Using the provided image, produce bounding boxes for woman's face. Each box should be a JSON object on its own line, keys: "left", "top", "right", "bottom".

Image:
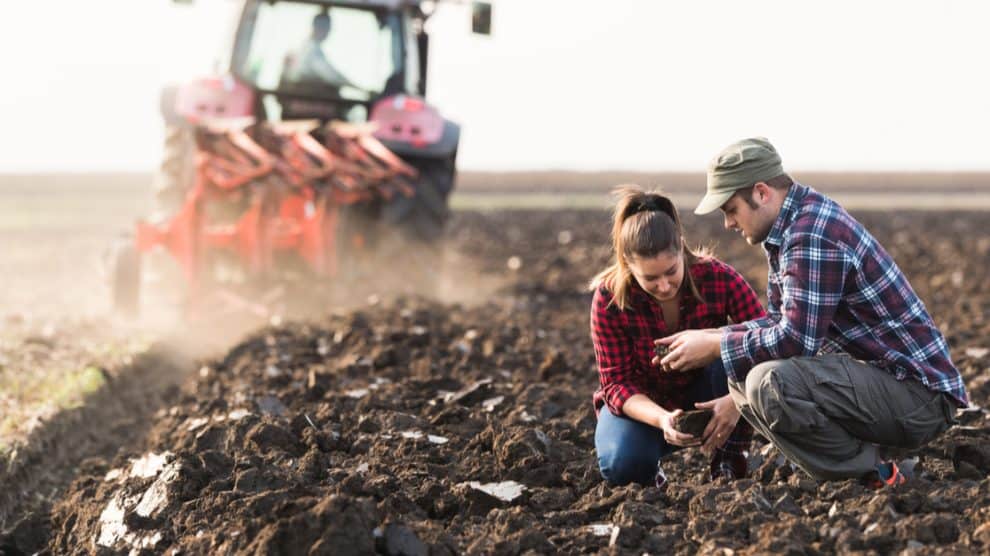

{"left": 628, "top": 250, "right": 684, "bottom": 302}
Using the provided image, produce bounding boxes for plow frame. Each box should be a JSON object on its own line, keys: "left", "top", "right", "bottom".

{"left": 125, "top": 120, "right": 418, "bottom": 317}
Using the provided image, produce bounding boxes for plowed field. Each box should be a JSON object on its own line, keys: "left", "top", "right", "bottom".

{"left": 2, "top": 206, "right": 990, "bottom": 555}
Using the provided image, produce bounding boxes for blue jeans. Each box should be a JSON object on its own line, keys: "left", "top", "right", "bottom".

{"left": 595, "top": 359, "right": 731, "bottom": 486}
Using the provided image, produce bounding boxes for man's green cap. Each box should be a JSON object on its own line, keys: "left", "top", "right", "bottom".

{"left": 695, "top": 137, "right": 784, "bottom": 215}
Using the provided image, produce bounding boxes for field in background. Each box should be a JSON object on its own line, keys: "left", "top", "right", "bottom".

{"left": 455, "top": 170, "right": 990, "bottom": 210}
{"left": 456, "top": 170, "right": 990, "bottom": 193}
{"left": 4, "top": 170, "right": 990, "bottom": 234}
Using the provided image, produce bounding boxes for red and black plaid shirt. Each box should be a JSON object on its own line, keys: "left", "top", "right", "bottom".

{"left": 591, "top": 257, "right": 766, "bottom": 416}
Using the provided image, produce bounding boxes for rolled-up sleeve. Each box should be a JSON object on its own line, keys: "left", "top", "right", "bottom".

{"left": 721, "top": 233, "right": 851, "bottom": 382}
{"left": 591, "top": 289, "right": 647, "bottom": 416}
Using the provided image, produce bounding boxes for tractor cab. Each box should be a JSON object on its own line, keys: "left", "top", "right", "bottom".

{"left": 228, "top": 0, "right": 428, "bottom": 123}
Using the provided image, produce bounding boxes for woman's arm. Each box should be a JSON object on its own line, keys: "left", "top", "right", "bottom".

{"left": 591, "top": 288, "right": 647, "bottom": 416}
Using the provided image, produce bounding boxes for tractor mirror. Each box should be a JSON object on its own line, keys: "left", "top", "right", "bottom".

{"left": 471, "top": 2, "right": 492, "bottom": 35}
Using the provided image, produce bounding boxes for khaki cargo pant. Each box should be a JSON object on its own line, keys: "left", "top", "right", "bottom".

{"left": 728, "top": 354, "right": 957, "bottom": 480}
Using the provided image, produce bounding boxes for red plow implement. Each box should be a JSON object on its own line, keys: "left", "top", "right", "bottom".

{"left": 118, "top": 120, "right": 418, "bottom": 317}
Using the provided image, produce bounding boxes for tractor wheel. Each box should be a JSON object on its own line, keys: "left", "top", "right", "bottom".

{"left": 388, "top": 155, "right": 456, "bottom": 243}
{"left": 111, "top": 237, "right": 141, "bottom": 317}
{"left": 379, "top": 155, "right": 456, "bottom": 294}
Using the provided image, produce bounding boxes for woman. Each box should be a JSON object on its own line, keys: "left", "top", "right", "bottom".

{"left": 590, "top": 187, "right": 766, "bottom": 488}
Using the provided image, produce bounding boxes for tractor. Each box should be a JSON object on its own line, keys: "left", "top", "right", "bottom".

{"left": 112, "top": 0, "right": 492, "bottom": 318}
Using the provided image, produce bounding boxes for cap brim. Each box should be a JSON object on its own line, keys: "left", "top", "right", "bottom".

{"left": 693, "top": 191, "right": 735, "bottom": 215}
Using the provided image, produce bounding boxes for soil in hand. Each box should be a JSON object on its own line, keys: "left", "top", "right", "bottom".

{"left": 673, "top": 409, "right": 713, "bottom": 437}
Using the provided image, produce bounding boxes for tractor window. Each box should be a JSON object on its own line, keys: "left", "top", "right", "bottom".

{"left": 233, "top": 2, "right": 404, "bottom": 100}
{"left": 405, "top": 16, "right": 422, "bottom": 94}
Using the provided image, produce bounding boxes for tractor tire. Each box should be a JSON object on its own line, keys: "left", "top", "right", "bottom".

{"left": 111, "top": 237, "right": 141, "bottom": 317}
{"left": 385, "top": 155, "right": 455, "bottom": 244}
{"left": 379, "top": 155, "right": 456, "bottom": 295}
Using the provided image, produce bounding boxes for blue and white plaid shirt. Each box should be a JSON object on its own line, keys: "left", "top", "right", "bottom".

{"left": 720, "top": 183, "right": 969, "bottom": 407}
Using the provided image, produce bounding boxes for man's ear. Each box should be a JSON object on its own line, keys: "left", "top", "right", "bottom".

{"left": 753, "top": 182, "right": 771, "bottom": 204}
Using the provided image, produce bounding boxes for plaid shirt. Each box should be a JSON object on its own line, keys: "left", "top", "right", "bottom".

{"left": 591, "top": 258, "right": 766, "bottom": 462}
{"left": 721, "top": 183, "right": 969, "bottom": 407}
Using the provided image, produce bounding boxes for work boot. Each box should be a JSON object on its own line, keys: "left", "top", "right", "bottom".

{"left": 861, "top": 461, "right": 908, "bottom": 489}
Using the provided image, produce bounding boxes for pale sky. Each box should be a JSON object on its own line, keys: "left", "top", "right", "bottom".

{"left": 1, "top": 0, "right": 988, "bottom": 172}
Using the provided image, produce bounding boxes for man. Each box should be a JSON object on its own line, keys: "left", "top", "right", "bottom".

{"left": 656, "top": 137, "right": 967, "bottom": 487}
{"left": 283, "top": 13, "right": 358, "bottom": 90}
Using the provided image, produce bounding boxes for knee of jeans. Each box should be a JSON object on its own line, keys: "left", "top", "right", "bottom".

{"left": 598, "top": 448, "right": 657, "bottom": 486}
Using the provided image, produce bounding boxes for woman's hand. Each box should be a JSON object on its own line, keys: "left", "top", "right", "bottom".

{"left": 695, "top": 395, "right": 741, "bottom": 456}
{"left": 622, "top": 395, "right": 700, "bottom": 447}
{"left": 657, "top": 409, "right": 702, "bottom": 447}
{"left": 653, "top": 330, "right": 722, "bottom": 371}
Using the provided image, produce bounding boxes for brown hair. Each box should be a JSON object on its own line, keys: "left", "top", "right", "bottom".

{"left": 734, "top": 173, "right": 794, "bottom": 209}
{"left": 590, "top": 186, "right": 707, "bottom": 311}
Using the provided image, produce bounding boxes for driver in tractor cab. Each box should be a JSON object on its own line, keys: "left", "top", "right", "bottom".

{"left": 282, "top": 12, "right": 358, "bottom": 92}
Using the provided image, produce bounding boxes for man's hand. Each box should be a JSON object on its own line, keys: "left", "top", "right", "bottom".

{"left": 652, "top": 329, "right": 721, "bottom": 371}
{"left": 695, "top": 395, "right": 741, "bottom": 456}
{"left": 657, "top": 409, "right": 701, "bottom": 447}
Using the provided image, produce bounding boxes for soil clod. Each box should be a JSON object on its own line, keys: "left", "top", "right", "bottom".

{"left": 673, "top": 409, "right": 713, "bottom": 437}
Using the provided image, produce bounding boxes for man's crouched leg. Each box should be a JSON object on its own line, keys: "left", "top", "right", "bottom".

{"left": 727, "top": 356, "right": 884, "bottom": 481}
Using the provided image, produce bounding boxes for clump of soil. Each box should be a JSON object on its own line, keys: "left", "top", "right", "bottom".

{"left": 5, "top": 208, "right": 990, "bottom": 554}
{"left": 674, "top": 409, "right": 713, "bottom": 437}
{"left": 654, "top": 343, "right": 670, "bottom": 358}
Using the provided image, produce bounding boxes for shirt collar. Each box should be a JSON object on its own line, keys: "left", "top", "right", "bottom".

{"left": 628, "top": 279, "right": 655, "bottom": 307}
{"left": 763, "top": 182, "right": 808, "bottom": 249}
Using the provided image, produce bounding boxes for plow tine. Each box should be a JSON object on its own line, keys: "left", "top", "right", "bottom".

{"left": 294, "top": 132, "right": 335, "bottom": 167}
{"left": 356, "top": 134, "right": 418, "bottom": 178}
{"left": 229, "top": 131, "right": 276, "bottom": 174}
{"left": 201, "top": 131, "right": 276, "bottom": 190}
{"left": 337, "top": 142, "right": 397, "bottom": 196}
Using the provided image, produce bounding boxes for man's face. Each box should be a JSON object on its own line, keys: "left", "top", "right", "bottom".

{"left": 719, "top": 188, "right": 775, "bottom": 245}
{"left": 628, "top": 250, "right": 684, "bottom": 302}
